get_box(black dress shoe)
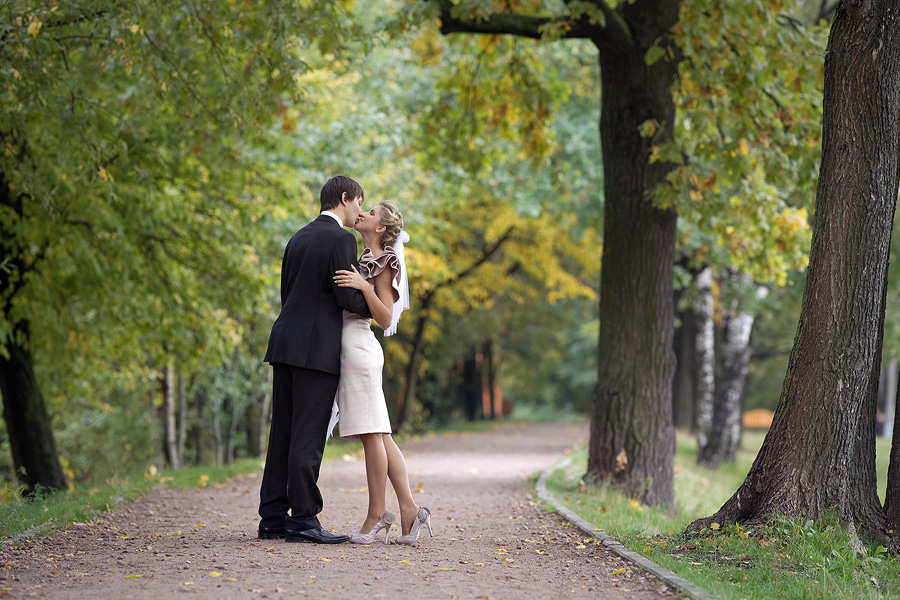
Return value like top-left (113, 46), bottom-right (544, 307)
top-left (258, 526), bottom-right (285, 540)
top-left (285, 525), bottom-right (349, 544)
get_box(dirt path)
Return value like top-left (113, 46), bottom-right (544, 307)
top-left (1, 422), bottom-right (676, 599)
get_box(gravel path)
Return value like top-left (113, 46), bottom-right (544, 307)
top-left (1, 422), bottom-right (676, 599)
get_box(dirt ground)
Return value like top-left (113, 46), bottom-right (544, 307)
top-left (0, 422), bottom-right (678, 599)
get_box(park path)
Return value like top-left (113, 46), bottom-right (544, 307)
top-left (0, 422), bottom-right (676, 599)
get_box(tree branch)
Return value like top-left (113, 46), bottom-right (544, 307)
top-left (433, 0), bottom-right (631, 49)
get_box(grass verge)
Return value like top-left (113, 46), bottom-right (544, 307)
top-left (543, 430), bottom-right (900, 600)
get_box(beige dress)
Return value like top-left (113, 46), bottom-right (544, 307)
top-left (336, 246), bottom-right (402, 440)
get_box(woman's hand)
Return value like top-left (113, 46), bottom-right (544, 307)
top-left (334, 265), bottom-right (368, 290)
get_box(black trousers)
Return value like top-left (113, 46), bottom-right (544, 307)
top-left (258, 363), bottom-right (339, 531)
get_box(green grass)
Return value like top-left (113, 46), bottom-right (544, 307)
top-left (543, 430), bottom-right (900, 600)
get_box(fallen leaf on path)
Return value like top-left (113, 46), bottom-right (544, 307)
top-left (125, 574), bottom-right (143, 578)
top-left (183, 582), bottom-right (195, 586)
top-left (316, 557), bottom-right (331, 561)
top-left (610, 567), bottom-right (626, 576)
top-left (434, 568), bottom-right (453, 571)
top-left (208, 572), bottom-right (222, 577)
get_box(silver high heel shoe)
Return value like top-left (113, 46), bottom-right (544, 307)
top-left (350, 512), bottom-right (395, 544)
top-left (396, 507), bottom-right (433, 546)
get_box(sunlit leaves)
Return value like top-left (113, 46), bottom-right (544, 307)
top-left (659, 0), bottom-right (827, 284)
top-left (0, 1), bottom-right (349, 441)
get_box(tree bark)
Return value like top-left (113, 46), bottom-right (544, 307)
top-left (177, 364), bottom-right (187, 461)
top-left (693, 0), bottom-right (900, 544)
top-left (698, 274), bottom-right (761, 468)
top-left (672, 302), bottom-right (697, 429)
top-left (0, 169), bottom-right (67, 494)
top-left (587, 0), bottom-right (680, 507)
top-left (434, 0), bottom-right (681, 506)
top-left (162, 361), bottom-right (180, 469)
top-left (0, 322), bottom-right (69, 494)
top-left (692, 268), bottom-right (715, 452)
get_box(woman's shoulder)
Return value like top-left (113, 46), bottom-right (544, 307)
top-left (359, 246), bottom-right (402, 303)
top-left (359, 246), bottom-right (400, 278)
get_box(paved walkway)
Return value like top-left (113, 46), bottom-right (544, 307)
top-left (1, 422), bottom-right (676, 599)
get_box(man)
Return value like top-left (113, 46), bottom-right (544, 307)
top-left (258, 176), bottom-right (371, 544)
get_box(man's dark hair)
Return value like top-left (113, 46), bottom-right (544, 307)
top-left (320, 176), bottom-right (364, 211)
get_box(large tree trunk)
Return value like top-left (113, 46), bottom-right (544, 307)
top-left (587, 0), bottom-right (680, 507)
top-left (693, 0), bottom-right (900, 544)
top-left (0, 322), bottom-right (68, 494)
top-left (0, 169), bottom-right (67, 494)
top-left (692, 268), bottom-right (716, 452)
top-left (434, 0), bottom-right (680, 506)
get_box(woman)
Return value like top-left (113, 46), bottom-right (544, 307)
top-left (332, 200), bottom-right (432, 546)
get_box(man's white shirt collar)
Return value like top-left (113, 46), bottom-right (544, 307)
top-left (320, 211), bottom-right (344, 228)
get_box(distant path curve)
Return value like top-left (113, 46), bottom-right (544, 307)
top-left (1, 421), bottom-right (675, 599)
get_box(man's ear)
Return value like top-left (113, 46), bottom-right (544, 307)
top-left (340, 191), bottom-right (348, 205)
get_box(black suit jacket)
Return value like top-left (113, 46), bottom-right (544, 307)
top-left (264, 215), bottom-right (371, 374)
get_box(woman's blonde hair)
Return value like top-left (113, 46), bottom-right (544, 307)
top-left (378, 200), bottom-right (404, 249)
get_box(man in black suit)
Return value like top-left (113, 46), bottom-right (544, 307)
top-left (258, 176), bottom-right (371, 544)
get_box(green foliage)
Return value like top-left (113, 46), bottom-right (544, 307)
top-left (0, 1), bottom-right (362, 483)
top-left (662, 0), bottom-right (827, 286)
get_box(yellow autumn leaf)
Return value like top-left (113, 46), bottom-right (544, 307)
top-left (710, 522), bottom-right (721, 531)
top-left (27, 19), bottom-right (42, 37)
top-left (316, 557), bottom-right (331, 562)
top-left (434, 568), bottom-right (453, 571)
top-left (183, 582), bottom-right (195, 586)
top-left (610, 567), bottom-right (626, 576)
top-left (208, 571), bottom-right (222, 577)
top-left (125, 574), bottom-right (143, 578)
top-left (198, 474), bottom-right (210, 486)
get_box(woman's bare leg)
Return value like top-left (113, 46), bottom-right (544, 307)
top-left (382, 434), bottom-right (419, 534)
top-left (359, 433), bottom-right (389, 533)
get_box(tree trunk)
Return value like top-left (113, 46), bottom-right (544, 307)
top-left (698, 274), bottom-right (760, 468)
top-left (260, 368), bottom-right (273, 456)
top-left (177, 365), bottom-right (187, 460)
top-left (163, 361), bottom-right (180, 469)
top-left (886, 379), bottom-right (900, 527)
top-left (587, 0), bottom-right (680, 507)
top-left (191, 388), bottom-right (207, 465)
top-left (212, 395), bottom-right (224, 467)
top-left (0, 169), bottom-right (67, 494)
top-left (694, 0), bottom-right (900, 544)
top-left (0, 322), bottom-right (68, 494)
top-left (462, 353), bottom-right (481, 421)
top-left (672, 301), bottom-right (697, 429)
top-left (434, 0), bottom-right (680, 506)
top-left (693, 268), bottom-right (716, 452)
top-left (880, 359), bottom-right (896, 438)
